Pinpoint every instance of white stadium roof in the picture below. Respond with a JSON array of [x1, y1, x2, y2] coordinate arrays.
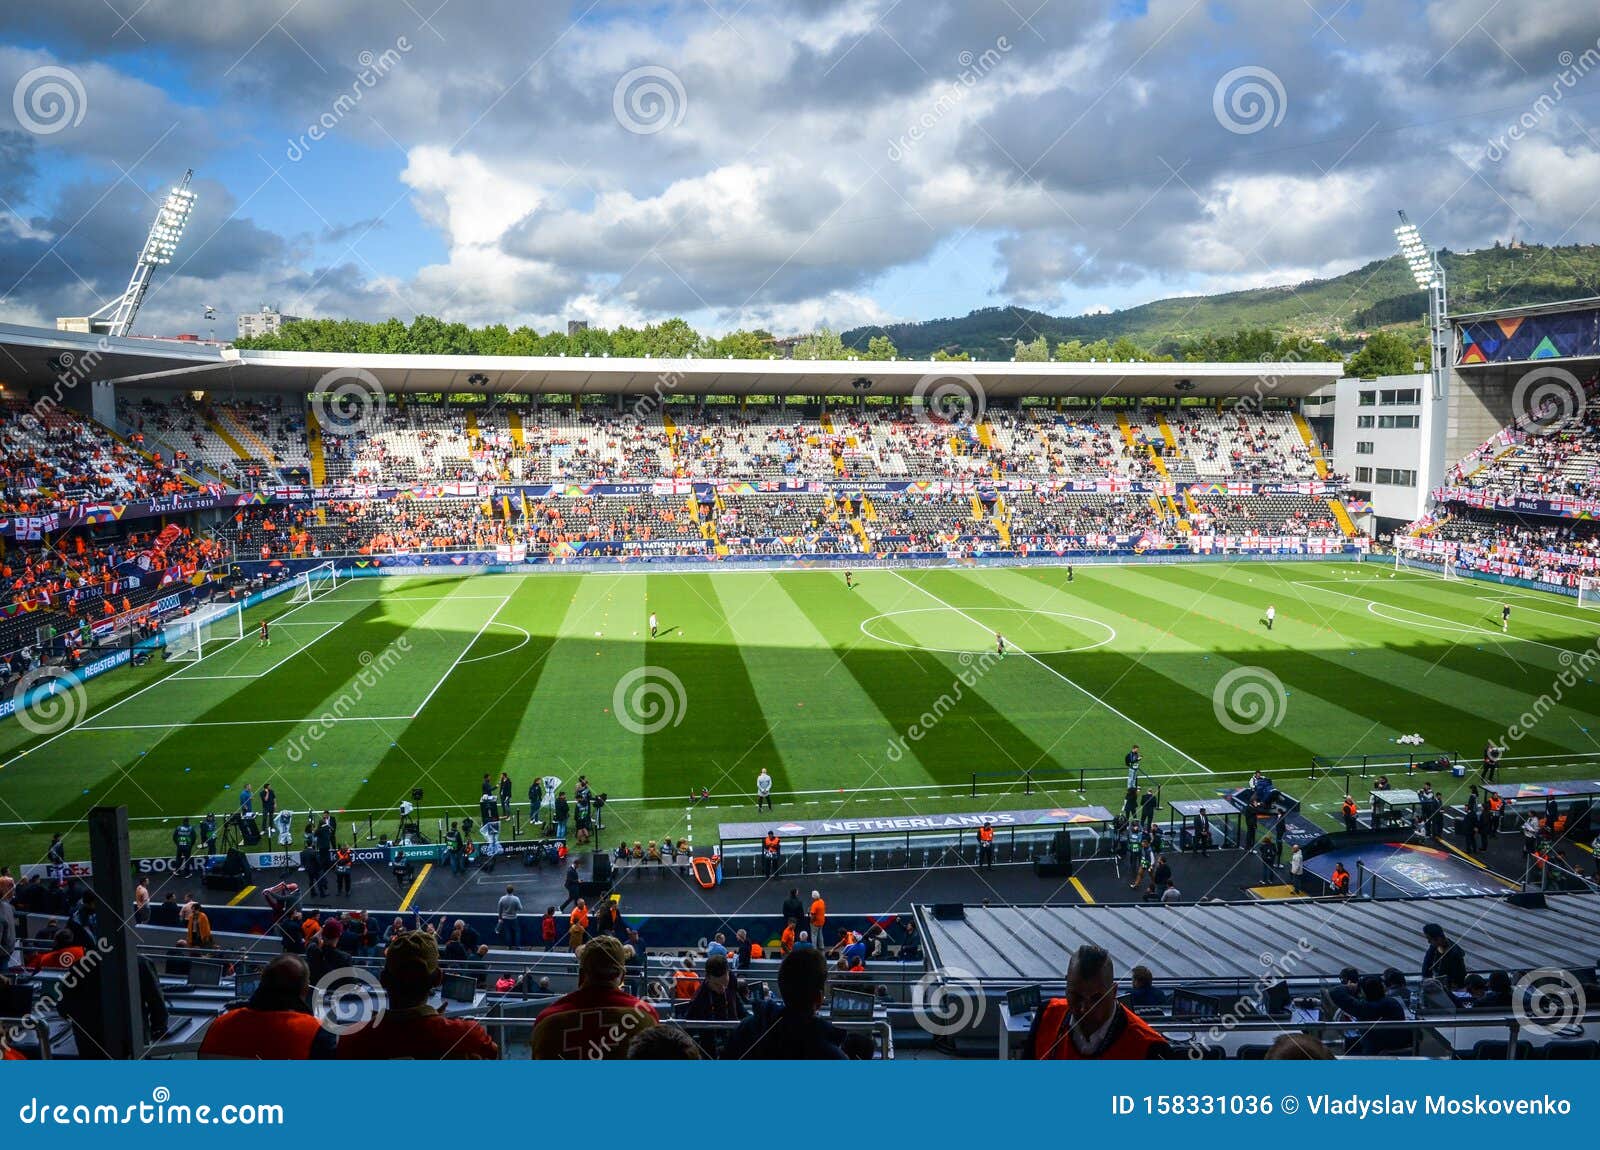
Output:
[[0, 321, 1344, 399]]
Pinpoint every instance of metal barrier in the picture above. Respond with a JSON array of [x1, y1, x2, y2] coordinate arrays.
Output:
[[1, 1015, 54, 1059], [1310, 750, 1462, 780], [127, 941, 933, 1005], [720, 824, 1114, 878], [471, 1008, 897, 1060]]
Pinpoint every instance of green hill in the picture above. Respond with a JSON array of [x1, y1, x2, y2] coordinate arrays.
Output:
[[843, 242, 1600, 359]]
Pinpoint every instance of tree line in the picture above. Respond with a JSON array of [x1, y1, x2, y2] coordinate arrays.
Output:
[[236, 316, 1428, 377]]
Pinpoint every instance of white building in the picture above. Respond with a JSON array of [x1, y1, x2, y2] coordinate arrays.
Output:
[[1318, 372, 1446, 531], [237, 306, 301, 340]]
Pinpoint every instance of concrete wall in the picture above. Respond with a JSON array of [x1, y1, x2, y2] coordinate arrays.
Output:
[[1445, 368, 1516, 467]]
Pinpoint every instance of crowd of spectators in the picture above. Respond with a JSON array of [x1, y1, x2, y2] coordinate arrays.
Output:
[[1406, 509, 1600, 589], [0, 399, 192, 514], [1452, 402, 1600, 501]]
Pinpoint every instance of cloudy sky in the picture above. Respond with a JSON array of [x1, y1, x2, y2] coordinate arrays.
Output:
[[0, 0, 1597, 340]]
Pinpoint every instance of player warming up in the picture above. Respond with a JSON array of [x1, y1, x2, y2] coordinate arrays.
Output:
[[1501, 603, 1510, 633], [844, 570, 854, 590], [649, 611, 659, 638], [1264, 604, 1276, 631], [996, 632, 1006, 657], [258, 618, 270, 647]]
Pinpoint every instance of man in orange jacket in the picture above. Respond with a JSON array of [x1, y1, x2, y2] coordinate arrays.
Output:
[[199, 954, 335, 1059], [1031, 944, 1172, 1060], [809, 890, 826, 948]]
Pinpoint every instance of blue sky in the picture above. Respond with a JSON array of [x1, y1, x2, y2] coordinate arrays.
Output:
[[1, 0, 1598, 339]]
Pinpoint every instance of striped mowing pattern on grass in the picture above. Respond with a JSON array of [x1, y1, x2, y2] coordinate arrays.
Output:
[[0, 561, 1596, 862]]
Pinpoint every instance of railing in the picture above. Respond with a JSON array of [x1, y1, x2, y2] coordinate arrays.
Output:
[[470, 1009, 897, 1060], [0, 1015, 54, 1059], [116, 942, 933, 1005], [999, 1005, 1600, 1060], [1309, 750, 1462, 781]]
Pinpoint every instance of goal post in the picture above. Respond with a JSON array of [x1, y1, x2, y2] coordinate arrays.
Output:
[[292, 561, 340, 604], [1579, 576, 1600, 609], [1394, 539, 1454, 578], [165, 601, 246, 662]]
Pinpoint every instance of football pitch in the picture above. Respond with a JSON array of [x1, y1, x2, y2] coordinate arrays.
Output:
[[2, 559, 1599, 868]]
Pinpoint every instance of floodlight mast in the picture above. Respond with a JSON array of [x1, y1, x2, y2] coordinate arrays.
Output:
[[1393, 209, 1450, 401], [86, 169, 197, 338]]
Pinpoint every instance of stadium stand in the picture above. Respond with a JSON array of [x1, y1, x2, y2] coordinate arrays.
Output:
[[1, 399, 192, 511], [1400, 375, 1600, 591]]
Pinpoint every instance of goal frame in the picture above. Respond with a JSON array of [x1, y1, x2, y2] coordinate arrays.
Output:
[[1579, 575, 1600, 609], [1394, 540, 1455, 578], [165, 601, 246, 662], [292, 561, 340, 604]]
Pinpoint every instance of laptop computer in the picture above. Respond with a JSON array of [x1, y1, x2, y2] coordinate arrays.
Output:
[[828, 987, 877, 1020], [1005, 984, 1042, 1017], [186, 960, 224, 989]]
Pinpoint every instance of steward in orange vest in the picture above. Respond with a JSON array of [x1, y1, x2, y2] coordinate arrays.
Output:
[[977, 820, 996, 869], [199, 956, 335, 1058], [1030, 944, 1171, 1060], [1330, 863, 1351, 895], [1341, 796, 1359, 832]]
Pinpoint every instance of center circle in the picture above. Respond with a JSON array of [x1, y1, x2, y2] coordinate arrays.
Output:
[[858, 607, 1117, 655]]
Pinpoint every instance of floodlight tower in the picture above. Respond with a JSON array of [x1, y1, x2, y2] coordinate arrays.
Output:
[[86, 169, 198, 338], [1394, 209, 1450, 400]]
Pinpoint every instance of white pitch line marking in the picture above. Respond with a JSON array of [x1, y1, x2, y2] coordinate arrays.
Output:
[[887, 569, 1212, 773]]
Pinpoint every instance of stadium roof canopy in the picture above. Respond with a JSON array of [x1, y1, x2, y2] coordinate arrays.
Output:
[[916, 893, 1600, 984], [0, 321, 1344, 399]]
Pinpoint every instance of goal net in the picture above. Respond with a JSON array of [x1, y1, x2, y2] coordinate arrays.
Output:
[[166, 601, 245, 662], [1579, 576, 1600, 609], [1394, 541, 1454, 578], [292, 561, 340, 604]]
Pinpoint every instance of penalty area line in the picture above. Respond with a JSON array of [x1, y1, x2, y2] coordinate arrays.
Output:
[[886, 569, 1212, 775]]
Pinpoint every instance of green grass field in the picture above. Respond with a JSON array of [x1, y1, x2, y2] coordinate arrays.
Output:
[[2, 559, 1599, 871]]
